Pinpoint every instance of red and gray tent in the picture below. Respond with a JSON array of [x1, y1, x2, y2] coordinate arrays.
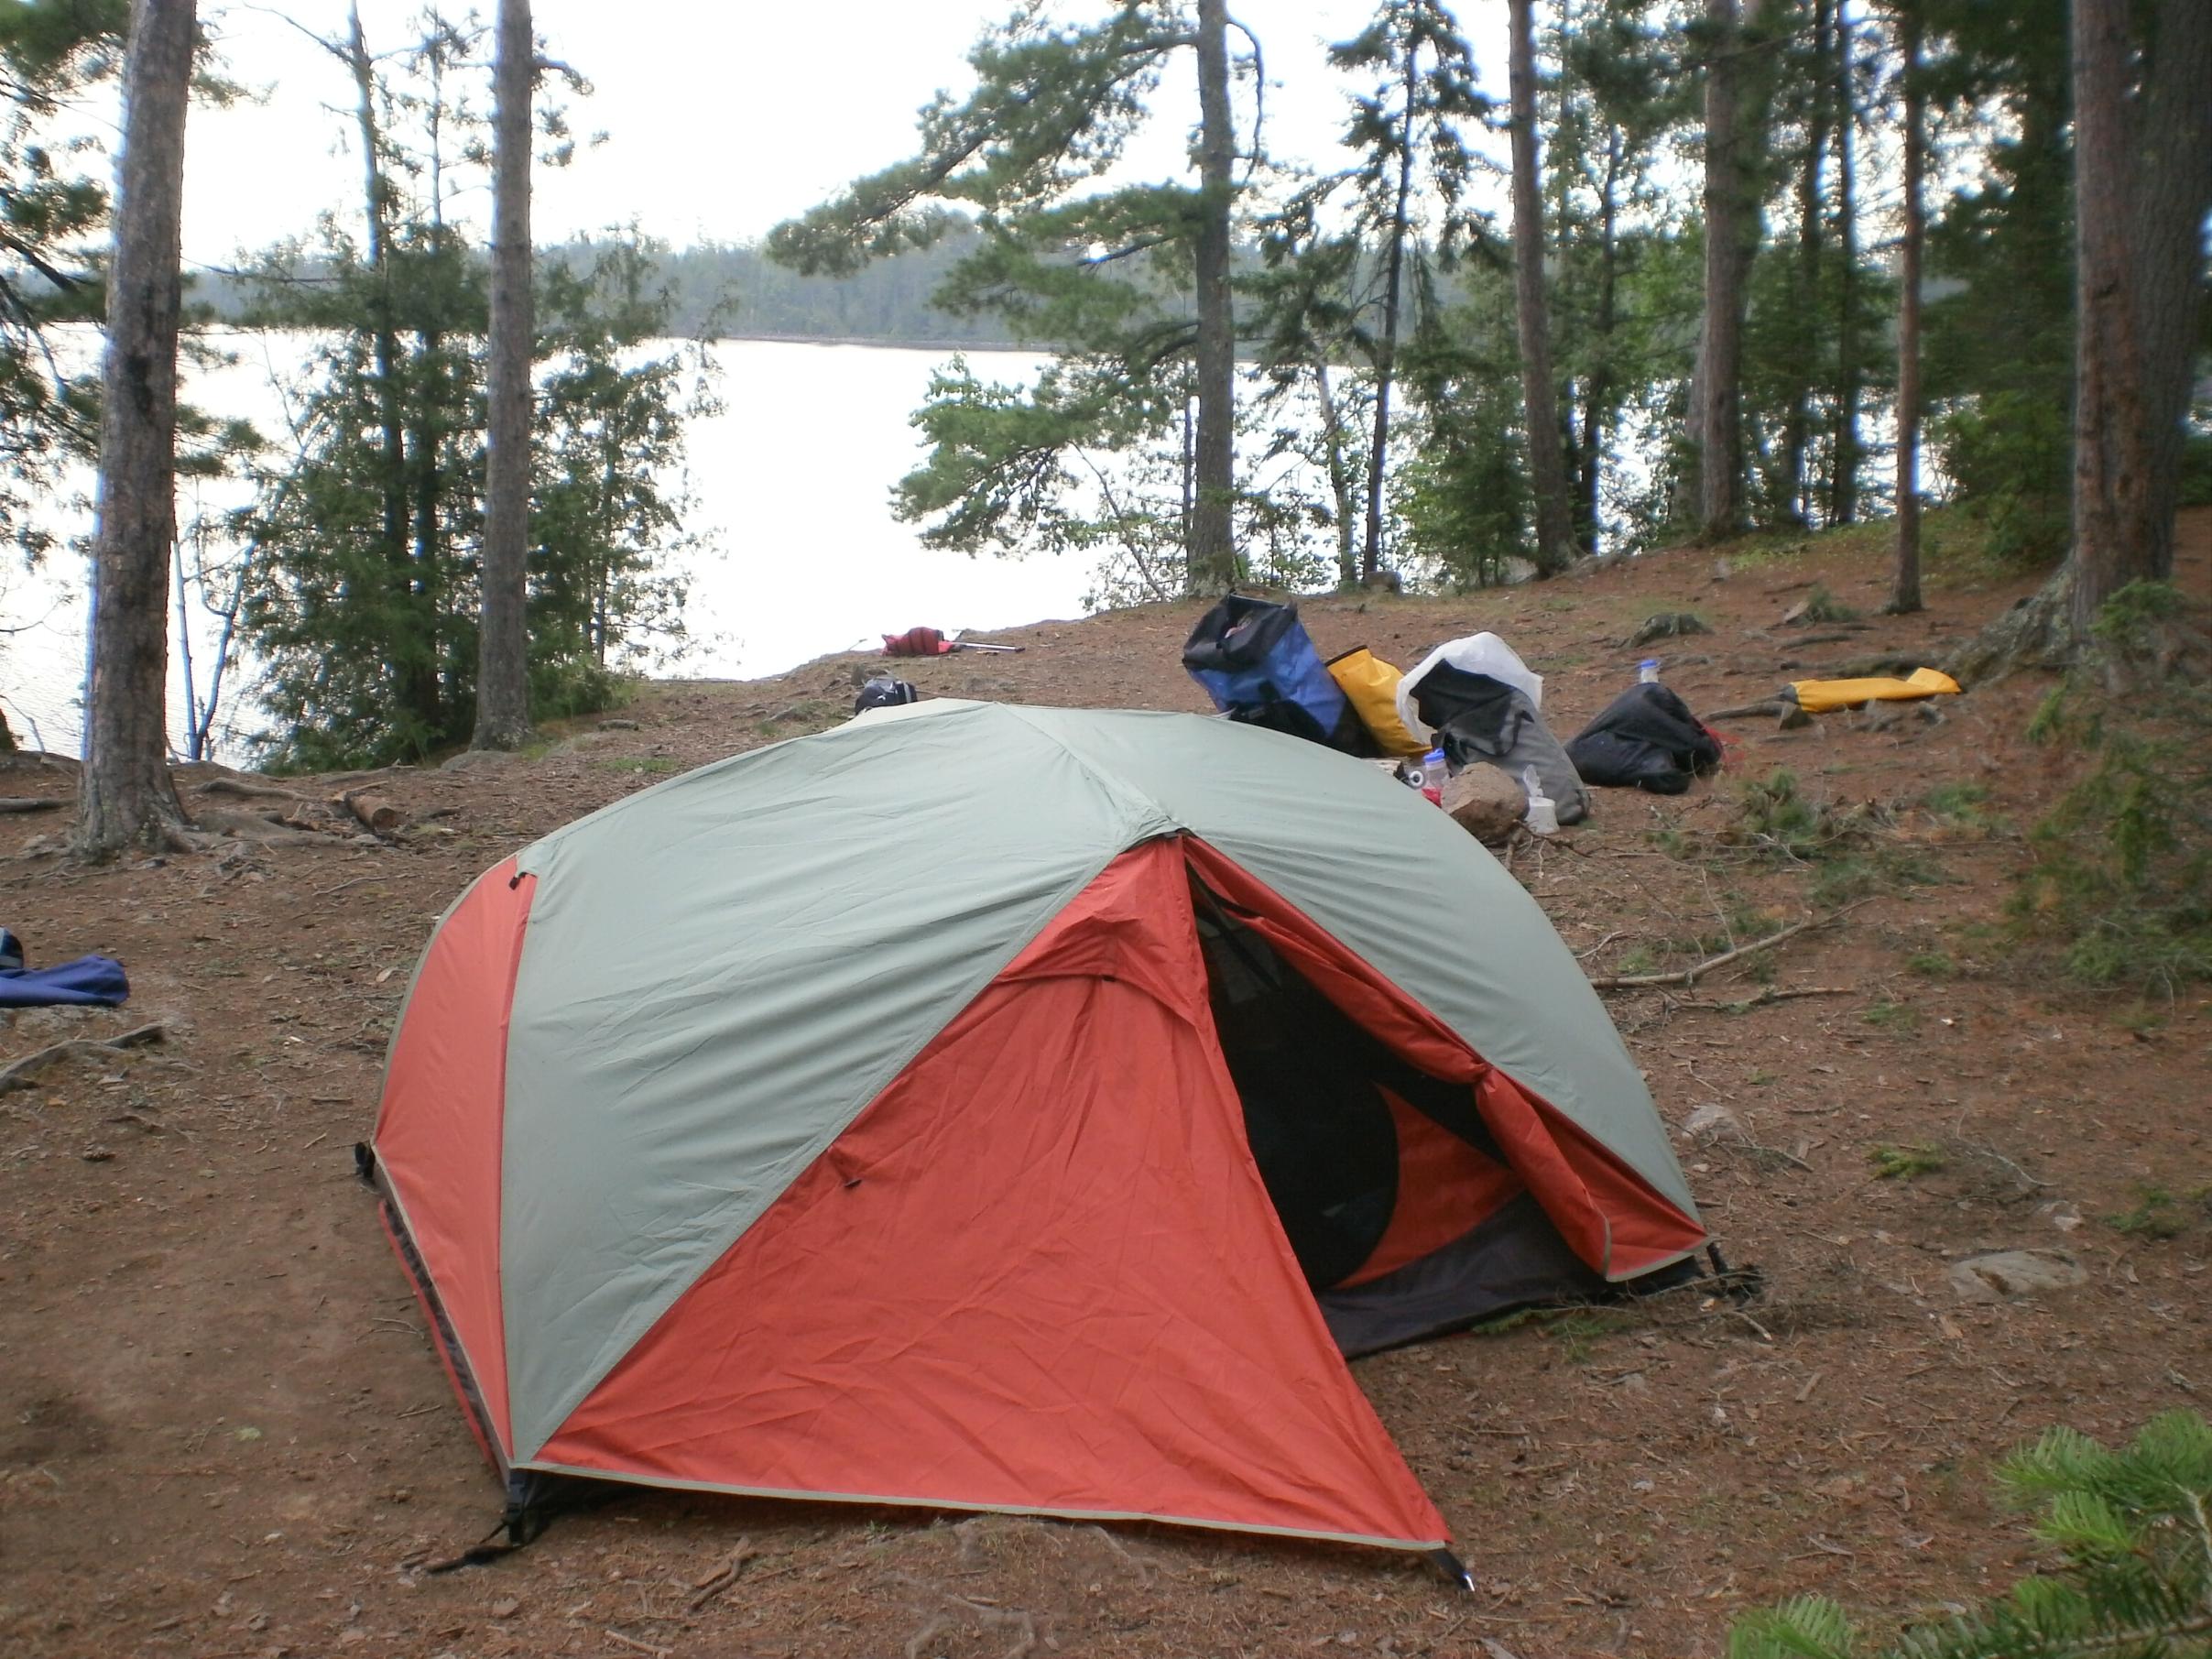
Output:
[[370, 701, 1705, 1556]]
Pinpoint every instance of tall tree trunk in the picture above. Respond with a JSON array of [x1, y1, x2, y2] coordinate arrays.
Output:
[[340, 6, 427, 738], [77, 0, 194, 857], [1576, 126, 1621, 558], [1361, 47, 1419, 584], [2067, 0, 2212, 638], [1828, 0, 1861, 525], [1696, 0, 1766, 541], [1508, 0, 1575, 574], [1188, 0, 1237, 592], [1889, 3, 1923, 615], [1782, 0, 1831, 528], [474, 0, 533, 749]]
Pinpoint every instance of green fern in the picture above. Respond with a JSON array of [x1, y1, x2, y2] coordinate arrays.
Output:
[[1729, 1412, 2212, 1659]]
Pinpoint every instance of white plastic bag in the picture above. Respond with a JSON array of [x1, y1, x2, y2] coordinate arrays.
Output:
[[1395, 632, 1545, 746]]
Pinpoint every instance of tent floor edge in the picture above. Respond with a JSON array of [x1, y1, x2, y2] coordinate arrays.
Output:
[[508, 1457, 1449, 1556], [362, 1144, 508, 1482]]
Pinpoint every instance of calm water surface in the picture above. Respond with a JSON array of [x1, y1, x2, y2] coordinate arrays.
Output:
[[0, 334, 1098, 759]]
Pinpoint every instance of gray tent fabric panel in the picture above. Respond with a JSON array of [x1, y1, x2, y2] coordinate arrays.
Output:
[[499, 705, 1171, 1460], [989, 705, 1696, 1220]]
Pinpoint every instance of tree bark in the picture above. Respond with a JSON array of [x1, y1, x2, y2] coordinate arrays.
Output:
[[1828, 0, 1861, 525], [2066, 0, 2212, 638], [1782, 0, 1831, 528], [474, 0, 534, 749], [1575, 126, 1622, 560], [1188, 0, 1237, 592], [338, 7, 430, 739], [1508, 0, 1575, 575], [1360, 44, 1420, 584], [1695, 0, 1765, 542], [75, 0, 195, 857], [1889, 4, 1923, 615]]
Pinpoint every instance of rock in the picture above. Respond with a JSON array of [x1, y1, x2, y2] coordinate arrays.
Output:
[[1441, 765, 1525, 846], [1620, 612, 1711, 649], [441, 748, 514, 772], [1683, 1102, 1744, 1142], [1947, 1249, 2087, 1302]]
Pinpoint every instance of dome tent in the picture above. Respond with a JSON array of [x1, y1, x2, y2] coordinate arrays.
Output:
[[367, 700, 1706, 1558]]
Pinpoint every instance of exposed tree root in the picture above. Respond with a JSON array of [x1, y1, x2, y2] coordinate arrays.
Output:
[[1944, 568, 2076, 687]]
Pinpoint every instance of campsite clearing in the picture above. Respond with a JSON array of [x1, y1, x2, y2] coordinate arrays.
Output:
[[2, 511, 2207, 1658]]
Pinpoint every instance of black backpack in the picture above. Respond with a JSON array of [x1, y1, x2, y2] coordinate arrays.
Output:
[[854, 676, 919, 715]]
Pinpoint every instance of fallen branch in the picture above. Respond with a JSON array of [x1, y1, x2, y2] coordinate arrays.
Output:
[[0, 1023, 168, 1093], [1674, 984, 1853, 1011], [195, 777, 307, 803], [1704, 700, 1792, 721], [0, 796, 61, 813], [1588, 917, 1815, 989]]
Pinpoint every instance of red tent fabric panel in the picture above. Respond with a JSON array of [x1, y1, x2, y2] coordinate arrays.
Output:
[[536, 838, 1447, 1548], [1339, 1086, 1522, 1289], [375, 859, 535, 1456], [1181, 837, 1703, 1280]]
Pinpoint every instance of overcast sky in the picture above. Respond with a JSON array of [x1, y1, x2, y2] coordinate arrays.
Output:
[[176, 1, 1509, 267]]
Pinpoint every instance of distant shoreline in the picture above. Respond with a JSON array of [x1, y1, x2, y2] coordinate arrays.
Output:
[[695, 333, 1040, 354]]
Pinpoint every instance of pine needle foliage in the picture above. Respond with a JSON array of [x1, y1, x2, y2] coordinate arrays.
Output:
[[2012, 607, 2212, 993], [1729, 1411, 2212, 1659]]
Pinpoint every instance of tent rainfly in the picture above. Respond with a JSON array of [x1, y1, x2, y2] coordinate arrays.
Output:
[[367, 700, 1707, 1561]]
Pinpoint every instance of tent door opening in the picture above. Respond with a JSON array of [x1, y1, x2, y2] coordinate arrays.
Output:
[[1193, 882, 1509, 1291]]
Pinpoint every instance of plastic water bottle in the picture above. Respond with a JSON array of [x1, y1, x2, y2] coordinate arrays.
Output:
[[1639, 658, 1661, 684], [1419, 747, 1447, 805], [1522, 766, 1558, 835]]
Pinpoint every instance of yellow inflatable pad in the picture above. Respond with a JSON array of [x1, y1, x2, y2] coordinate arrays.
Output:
[[1788, 665, 1961, 715]]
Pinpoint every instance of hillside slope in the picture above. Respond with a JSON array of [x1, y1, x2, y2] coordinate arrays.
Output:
[[0, 512, 2206, 1658]]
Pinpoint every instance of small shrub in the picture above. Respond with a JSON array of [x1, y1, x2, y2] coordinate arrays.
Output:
[[1729, 1412, 2212, 1659], [2010, 665, 2212, 994], [1861, 998, 1917, 1031], [1794, 584, 1860, 624], [1869, 1141, 1945, 1179], [2106, 1185, 2187, 1240], [2105, 1183, 2209, 1241], [1906, 951, 1957, 979]]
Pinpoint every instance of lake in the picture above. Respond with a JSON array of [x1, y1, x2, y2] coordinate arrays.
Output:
[[0, 334, 1102, 759]]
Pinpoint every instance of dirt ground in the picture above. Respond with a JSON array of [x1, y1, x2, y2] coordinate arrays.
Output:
[[3, 513, 2207, 1659]]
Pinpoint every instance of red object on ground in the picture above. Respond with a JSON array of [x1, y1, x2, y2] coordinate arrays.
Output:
[[882, 626, 953, 657]]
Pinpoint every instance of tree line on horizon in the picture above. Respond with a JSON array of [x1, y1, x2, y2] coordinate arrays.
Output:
[[1, 0, 2207, 857]]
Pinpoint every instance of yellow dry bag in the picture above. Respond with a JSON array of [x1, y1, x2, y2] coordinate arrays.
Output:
[[1326, 647, 1427, 757]]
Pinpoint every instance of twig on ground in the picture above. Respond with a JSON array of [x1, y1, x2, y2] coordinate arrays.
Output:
[[1673, 985, 1853, 1011], [1588, 918, 1814, 989], [0, 1023, 168, 1093]]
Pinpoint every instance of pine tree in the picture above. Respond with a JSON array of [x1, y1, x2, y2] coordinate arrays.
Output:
[[0, 0, 126, 565], [75, 0, 193, 857], [1730, 1412, 2212, 1659], [472, 0, 533, 751], [768, 3, 1253, 593], [1886, 0, 1923, 616]]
